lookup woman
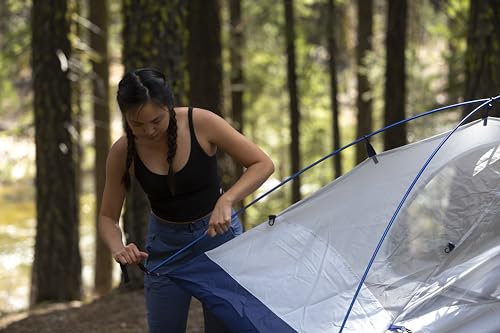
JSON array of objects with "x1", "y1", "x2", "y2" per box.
[{"x1": 98, "y1": 68, "x2": 274, "y2": 333}]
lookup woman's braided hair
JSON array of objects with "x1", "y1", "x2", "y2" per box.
[{"x1": 117, "y1": 68, "x2": 178, "y2": 194}]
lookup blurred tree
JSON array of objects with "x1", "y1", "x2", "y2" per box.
[
  {"x1": 0, "y1": 0, "x2": 32, "y2": 132},
  {"x1": 229, "y1": 0, "x2": 246, "y2": 225},
  {"x1": 233, "y1": 1, "x2": 291, "y2": 224},
  {"x1": 355, "y1": 0, "x2": 374, "y2": 164},
  {"x1": 445, "y1": 0, "x2": 468, "y2": 104},
  {"x1": 284, "y1": 0, "x2": 301, "y2": 204},
  {"x1": 463, "y1": 0, "x2": 500, "y2": 119},
  {"x1": 187, "y1": 0, "x2": 223, "y2": 112},
  {"x1": 121, "y1": 0, "x2": 187, "y2": 289},
  {"x1": 229, "y1": 0, "x2": 245, "y2": 134},
  {"x1": 186, "y1": 0, "x2": 238, "y2": 192},
  {"x1": 326, "y1": 0, "x2": 342, "y2": 177},
  {"x1": 31, "y1": 0, "x2": 82, "y2": 303},
  {"x1": 90, "y1": 0, "x2": 112, "y2": 295},
  {"x1": 383, "y1": 0, "x2": 407, "y2": 150},
  {"x1": 70, "y1": 0, "x2": 83, "y2": 206}
]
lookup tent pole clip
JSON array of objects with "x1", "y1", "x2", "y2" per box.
[
  {"x1": 363, "y1": 136, "x2": 379, "y2": 164},
  {"x1": 483, "y1": 98, "x2": 493, "y2": 125},
  {"x1": 268, "y1": 215, "x2": 277, "y2": 226},
  {"x1": 444, "y1": 242, "x2": 456, "y2": 253}
]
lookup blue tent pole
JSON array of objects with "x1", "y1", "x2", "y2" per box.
[
  {"x1": 338, "y1": 95, "x2": 499, "y2": 333},
  {"x1": 147, "y1": 97, "x2": 493, "y2": 275}
]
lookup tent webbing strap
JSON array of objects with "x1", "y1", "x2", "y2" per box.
[{"x1": 388, "y1": 324, "x2": 412, "y2": 333}]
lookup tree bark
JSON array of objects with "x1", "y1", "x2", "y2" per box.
[
  {"x1": 383, "y1": 0, "x2": 407, "y2": 150},
  {"x1": 284, "y1": 0, "x2": 301, "y2": 204},
  {"x1": 355, "y1": 0, "x2": 374, "y2": 164},
  {"x1": 121, "y1": 0, "x2": 187, "y2": 289},
  {"x1": 326, "y1": 0, "x2": 342, "y2": 177},
  {"x1": 229, "y1": 0, "x2": 244, "y2": 134},
  {"x1": 90, "y1": 0, "x2": 113, "y2": 296},
  {"x1": 186, "y1": 0, "x2": 237, "y2": 191},
  {"x1": 229, "y1": 0, "x2": 246, "y2": 226},
  {"x1": 463, "y1": 0, "x2": 500, "y2": 120},
  {"x1": 445, "y1": 2, "x2": 466, "y2": 105},
  {"x1": 187, "y1": 0, "x2": 223, "y2": 113},
  {"x1": 31, "y1": 0, "x2": 82, "y2": 304}
]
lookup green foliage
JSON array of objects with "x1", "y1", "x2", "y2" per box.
[
  {"x1": 0, "y1": 0, "x2": 485, "y2": 312},
  {"x1": 0, "y1": 0, "x2": 474, "y2": 226},
  {"x1": 0, "y1": 0, "x2": 32, "y2": 132},
  {"x1": 405, "y1": 0, "x2": 467, "y2": 138}
]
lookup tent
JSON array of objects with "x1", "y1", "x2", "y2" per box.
[{"x1": 150, "y1": 98, "x2": 500, "y2": 332}]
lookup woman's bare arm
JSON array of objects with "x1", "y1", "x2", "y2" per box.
[
  {"x1": 195, "y1": 108, "x2": 275, "y2": 236},
  {"x1": 98, "y1": 137, "x2": 148, "y2": 264}
]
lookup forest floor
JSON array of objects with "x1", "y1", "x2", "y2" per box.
[{"x1": 0, "y1": 289, "x2": 204, "y2": 333}]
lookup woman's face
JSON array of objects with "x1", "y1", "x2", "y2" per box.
[{"x1": 126, "y1": 102, "x2": 169, "y2": 142}]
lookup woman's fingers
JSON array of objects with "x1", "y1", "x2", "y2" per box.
[
  {"x1": 207, "y1": 225, "x2": 217, "y2": 237},
  {"x1": 114, "y1": 253, "x2": 127, "y2": 265},
  {"x1": 208, "y1": 218, "x2": 231, "y2": 237},
  {"x1": 214, "y1": 223, "x2": 225, "y2": 235},
  {"x1": 113, "y1": 243, "x2": 148, "y2": 264},
  {"x1": 129, "y1": 243, "x2": 148, "y2": 261}
]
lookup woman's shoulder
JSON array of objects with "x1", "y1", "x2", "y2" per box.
[
  {"x1": 189, "y1": 107, "x2": 222, "y2": 125},
  {"x1": 175, "y1": 106, "x2": 217, "y2": 117},
  {"x1": 107, "y1": 135, "x2": 129, "y2": 165},
  {"x1": 110, "y1": 135, "x2": 128, "y2": 153},
  {"x1": 174, "y1": 106, "x2": 222, "y2": 130}
]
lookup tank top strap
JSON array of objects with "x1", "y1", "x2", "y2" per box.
[
  {"x1": 187, "y1": 106, "x2": 203, "y2": 150},
  {"x1": 188, "y1": 106, "x2": 195, "y2": 136}
]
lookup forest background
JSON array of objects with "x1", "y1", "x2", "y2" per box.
[{"x1": 0, "y1": 0, "x2": 498, "y2": 331}]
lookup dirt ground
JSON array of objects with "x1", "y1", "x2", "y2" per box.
[{"x1": 0, "y1": 289, "x2": 204, "y2": 333}]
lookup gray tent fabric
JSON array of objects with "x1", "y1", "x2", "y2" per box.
[
  {"x1": 204, "y1": 117, "x2": 500, "y2": 332},
  {"x1": 370, "y1": 119, "x2": 500, "y2": 332}
]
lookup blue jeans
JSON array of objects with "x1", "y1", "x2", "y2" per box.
[{"x1": 144, "y1": 212, "x2": 243, "y2": 333}]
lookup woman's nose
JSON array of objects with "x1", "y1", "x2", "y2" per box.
[{"x1": 143, "y1": 125, "x2": 155, "y2": 135}]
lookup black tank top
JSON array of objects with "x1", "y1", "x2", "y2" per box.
[{"x1": 134, "y1": 107, "x2": 221, "y2": 222}]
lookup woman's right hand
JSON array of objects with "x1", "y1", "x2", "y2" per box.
[{"x1": 113, "y1": 243, "x2": 149, "y2": 265}]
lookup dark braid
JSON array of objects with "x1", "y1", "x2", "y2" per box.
[
  {"x1": 122, "y1": 122, "x2": 136, "y2": 190},
  {"x1": 166, "y1": 106, "x2": 178, "y2": 194}
]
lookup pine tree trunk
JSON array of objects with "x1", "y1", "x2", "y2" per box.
[
  {"x1": 355, "y1": 0, "x2": 374, "y2": 164},
  {"x1": 229, "y1": 0, "x2": 246, "y2": 226},
  {"x1": 121, "y1": 0, "x2": 187, "y2": 289},
  {"x1": 446, "y1": 4, "x2": 466, "y2": 105},
  {"x1": 31, "y1": 0, "x2": 82, "y2": 304},
  {"x1": 326, "y1": 0, "x2": 342, "y2": 178},
  {"x1": 187, "y1": 0, "x2": 223, "y2": 112},
  {"x1": 71, "y1": 0, "x2": 83, "y2": 217},
  {"x1": 186, "y1": 0, "x2": 237, "y2": 191},
  {"x1": 383, "y1": 0, "x2": 407, "y2": 150},
  {"x1": 90, "y1": 0, "x2": 113, "y2": 296},
  {"x1": 463, "y1": 0, "x2": 500, "y2": 120},
  {"x1": 229, "y1": 0, "x2": 244, "y2": 134},
  {"x1": 284, "y1": 0, "x2": 301, "y2": 204}
]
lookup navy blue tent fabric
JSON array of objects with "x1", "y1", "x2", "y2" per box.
[{"x1": 168, "y1": 253, "x2": 296, "y2": 333}]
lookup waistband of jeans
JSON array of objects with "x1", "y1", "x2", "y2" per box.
[{"x1": 150, "y1": 211, "x2": 211, "y2": 230}]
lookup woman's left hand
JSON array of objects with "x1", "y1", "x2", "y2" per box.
[{"x1": 207, "y1": 195, "x2": 233, "y2": 237}]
